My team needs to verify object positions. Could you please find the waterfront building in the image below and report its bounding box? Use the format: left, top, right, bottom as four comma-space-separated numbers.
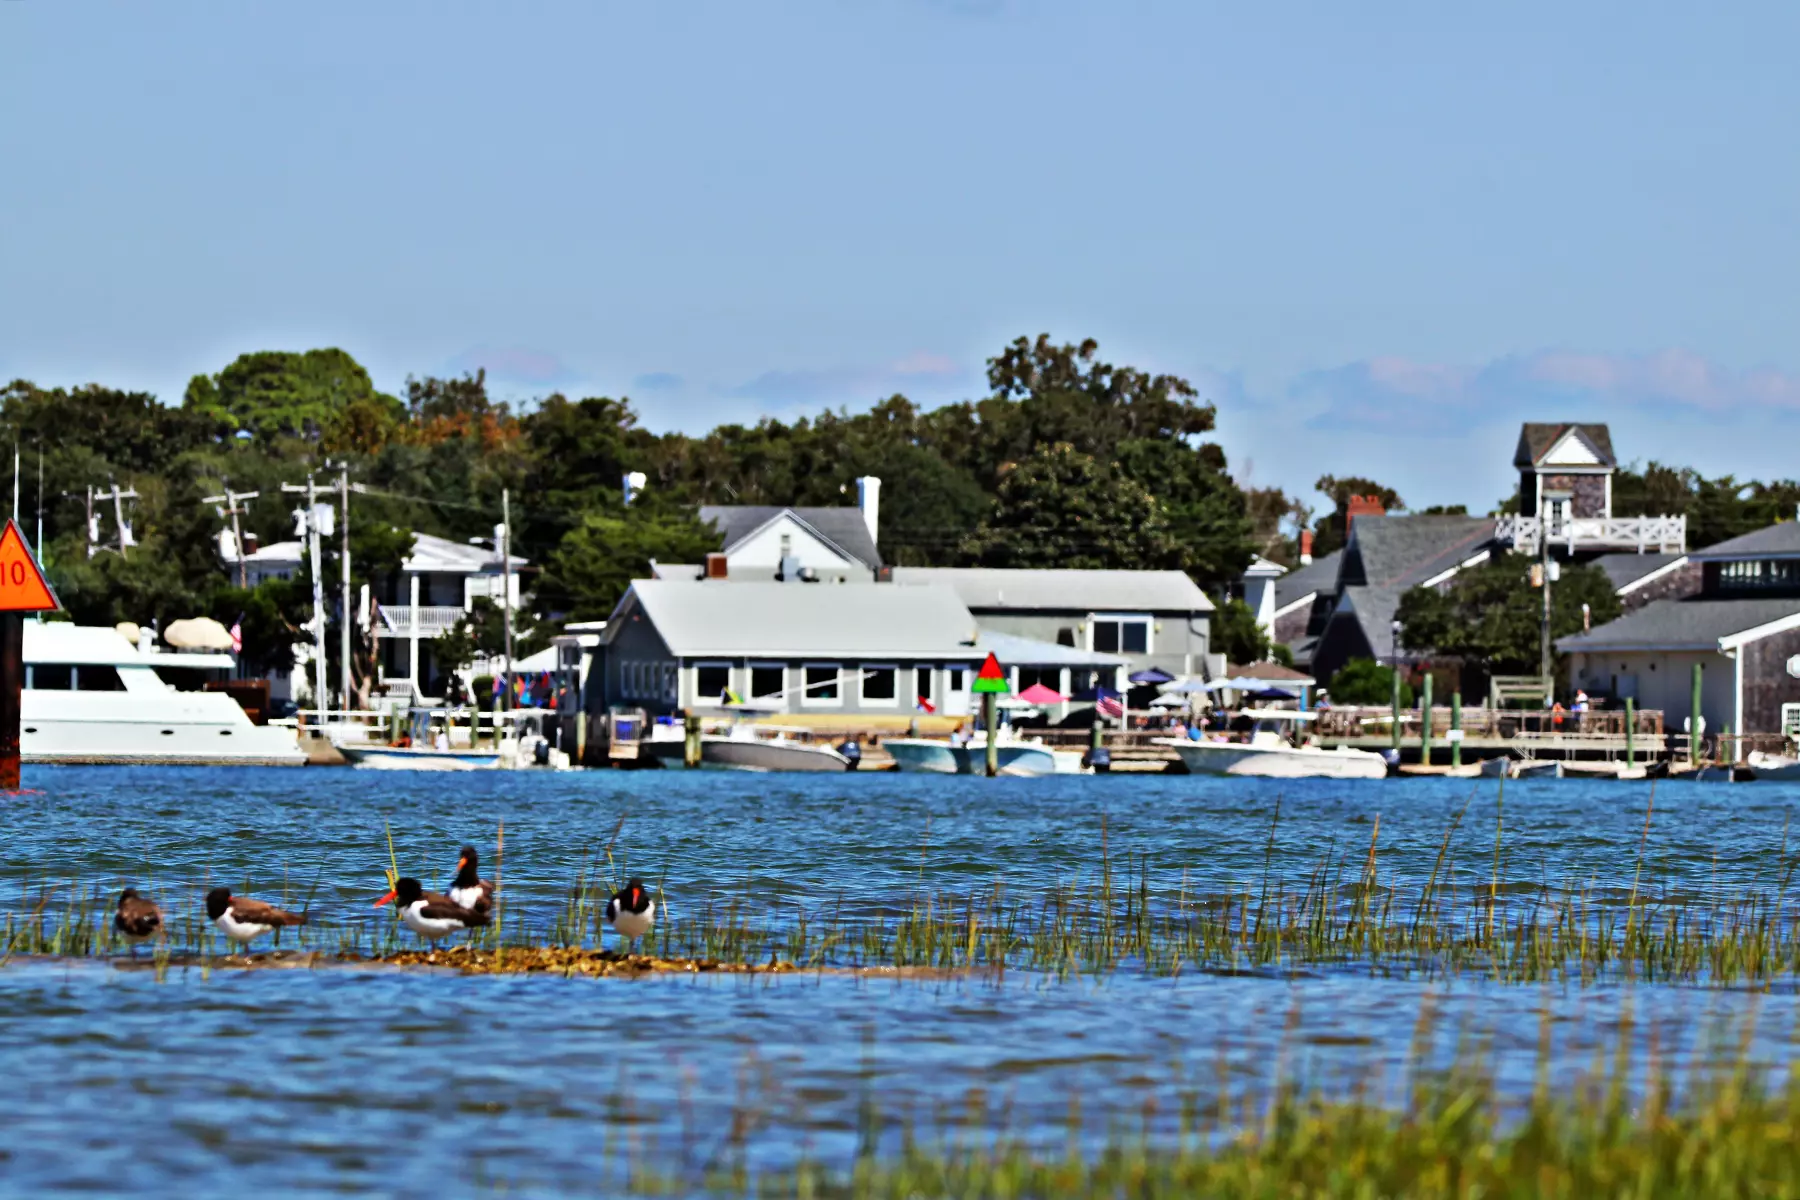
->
1559, 520, 1800, 736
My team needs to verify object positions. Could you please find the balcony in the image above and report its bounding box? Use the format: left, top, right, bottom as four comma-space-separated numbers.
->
377, 604, 467, 638
1496, 515, 1686, 555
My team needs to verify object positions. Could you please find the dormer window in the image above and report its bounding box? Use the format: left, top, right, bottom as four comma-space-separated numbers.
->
1716, 560, 1800, 593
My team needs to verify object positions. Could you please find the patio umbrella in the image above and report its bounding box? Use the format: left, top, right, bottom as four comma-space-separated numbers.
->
1017, 682, 1068, 706
1160, 678, 1214, 695
1128, 667, 1175, 686
1148, 693, 1188, 707
1244, 686, 1298, 701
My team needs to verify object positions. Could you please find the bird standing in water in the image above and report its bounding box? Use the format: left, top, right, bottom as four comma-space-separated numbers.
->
446, 845, 495, 914
206, 887, 308, 952
113, 888, 163, 957
375, 876, 489, 943
604, 878, 656, 950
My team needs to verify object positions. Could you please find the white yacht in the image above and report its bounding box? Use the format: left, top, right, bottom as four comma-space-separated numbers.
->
1157, 710, 1388, 780
22, 622, 305, 766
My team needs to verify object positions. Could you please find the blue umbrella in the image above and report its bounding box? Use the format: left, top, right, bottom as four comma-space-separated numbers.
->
1129, 667, 1175, 685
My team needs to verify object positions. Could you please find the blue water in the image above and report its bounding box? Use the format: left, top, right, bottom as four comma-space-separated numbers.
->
5, 767, 1799, 1196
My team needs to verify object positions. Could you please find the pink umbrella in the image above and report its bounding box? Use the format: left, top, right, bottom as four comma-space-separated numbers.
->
1017, 682, 1068, 706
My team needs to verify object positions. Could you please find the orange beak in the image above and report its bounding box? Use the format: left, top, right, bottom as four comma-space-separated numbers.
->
457, 855, 469, 873
373, 889, 396, 907
630, 887, 641, 906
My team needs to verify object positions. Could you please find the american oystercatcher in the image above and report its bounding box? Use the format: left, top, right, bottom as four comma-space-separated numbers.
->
205, 887, 307, 949
375, 876, 489, 942
604, 878, 656, 946
113, 888, 163, 956
446, 845, 495, 914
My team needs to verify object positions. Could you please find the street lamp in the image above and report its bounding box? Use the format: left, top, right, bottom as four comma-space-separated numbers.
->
1390, 618, 1402, 666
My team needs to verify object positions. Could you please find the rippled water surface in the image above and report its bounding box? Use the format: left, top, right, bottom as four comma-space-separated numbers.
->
6, 766, 1800, 1195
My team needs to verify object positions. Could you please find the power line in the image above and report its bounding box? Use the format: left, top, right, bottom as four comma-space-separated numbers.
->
202, 482, 261, 589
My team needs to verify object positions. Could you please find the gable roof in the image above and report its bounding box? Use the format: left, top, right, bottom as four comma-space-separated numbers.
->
698, 505, 882, 569
1342, 515, 1498, 592
405, 531, 523, 573
1689, 522, 1800, 562
888, 567, 1214, 613
1591, 552, 1688, 593
1273, 550, 1343, 613
605, 580, 977, 658
1557, 596, 1800, 653
1514, 423, 1616, 469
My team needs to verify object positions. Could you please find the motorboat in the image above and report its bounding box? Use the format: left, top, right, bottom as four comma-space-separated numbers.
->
334, 708, 567, 770
21, 621, 305, 766
1746, 751, 1800, 781
1156, 710, 1387, 779
644, 722, 856, 772
883, 729, 1084, 776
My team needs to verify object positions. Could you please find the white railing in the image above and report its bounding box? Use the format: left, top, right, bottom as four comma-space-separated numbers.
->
376, 604, 467, 636
1496, 515, 1686, 555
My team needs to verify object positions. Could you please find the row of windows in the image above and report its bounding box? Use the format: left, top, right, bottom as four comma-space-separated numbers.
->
1717, 560, 1800, 591
27, 664, 125, 691
619, 660, 678, 702
692, 663, 972, 707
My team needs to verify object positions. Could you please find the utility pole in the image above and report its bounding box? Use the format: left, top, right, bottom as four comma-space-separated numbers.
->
501, 488, 514, 710
92, 482, 139, 557
202, 483, 261, 589
62, 487, 96, 558
281, 476, 330, 722
338, 463, 352, 714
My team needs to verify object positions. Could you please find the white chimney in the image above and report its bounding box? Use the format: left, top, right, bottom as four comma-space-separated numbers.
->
623, 471, 647, 506
856, 476, 881, 545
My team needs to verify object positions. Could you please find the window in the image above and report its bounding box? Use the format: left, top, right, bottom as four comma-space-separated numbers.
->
803, 664, 840, 705
1091, 616, 1151, 655
1017, 667, 1060, 693
1719, 560, 1800, 592
948, 667, 966, 691
860, 664, 897, 705
695, 663, 731, 703
78, 666, 125, 692
750, 664, 786, 701
29, 664, 71, 690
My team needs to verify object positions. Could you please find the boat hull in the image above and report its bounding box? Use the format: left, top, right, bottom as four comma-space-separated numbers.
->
22, 705, 306, 766
883, 739, 1061, 776
698, 737, 851, 772
337, 745, 503, 771
882, 739, 962, 774
1167, 740, 1387, 780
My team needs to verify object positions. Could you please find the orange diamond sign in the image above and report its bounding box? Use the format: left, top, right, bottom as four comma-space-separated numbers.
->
0, 520, 58, 612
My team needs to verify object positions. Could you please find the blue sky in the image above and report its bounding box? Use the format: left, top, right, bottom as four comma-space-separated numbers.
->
3, 1, 1797, 513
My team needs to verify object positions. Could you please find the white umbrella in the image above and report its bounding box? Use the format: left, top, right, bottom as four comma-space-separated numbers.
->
163, 616, 235, 652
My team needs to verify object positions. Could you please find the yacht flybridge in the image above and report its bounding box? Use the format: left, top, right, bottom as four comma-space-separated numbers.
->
21, 622, 305, 765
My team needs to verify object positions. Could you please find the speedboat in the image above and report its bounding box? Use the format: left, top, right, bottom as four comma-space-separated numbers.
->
1747, 751, 1800, 781
22, 621, 304, 766
1156, 710, 1387, 779
644, 722, 856, 772
884, 729, 1083, 776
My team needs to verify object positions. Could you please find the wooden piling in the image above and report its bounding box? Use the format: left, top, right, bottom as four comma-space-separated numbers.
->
1449, 690, 1462, 770
1420, 673, 1433, 766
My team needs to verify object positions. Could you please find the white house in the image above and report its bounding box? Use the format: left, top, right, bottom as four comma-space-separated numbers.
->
653, 477, 884, 583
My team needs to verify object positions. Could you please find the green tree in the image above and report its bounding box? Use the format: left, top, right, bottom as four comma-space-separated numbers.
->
1211, 597, 1271, 666
1328, 659, 1413, 706
538, 508, 721, 621
1396, 556, 1621, 679
183, 349, 388, 443
962, 443, 1182, 570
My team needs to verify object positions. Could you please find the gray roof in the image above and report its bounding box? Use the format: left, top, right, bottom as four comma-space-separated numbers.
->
698, 505, 882, 568
976, 630, 1126, 668
1591, 552, 1687, 592
1514, 423, 1616, 468
1343, 515, 1499, 591
1689, 522, 1800, 562
1274, 550, 1343, 611
889, 567, 1214, 613
608, 580, 979, 659
1557, 597, 1800, 653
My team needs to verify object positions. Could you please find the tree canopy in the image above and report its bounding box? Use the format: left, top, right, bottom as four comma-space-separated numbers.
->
1396, 556, 1621, 679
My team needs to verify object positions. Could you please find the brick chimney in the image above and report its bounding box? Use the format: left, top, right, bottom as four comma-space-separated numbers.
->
1345, 494, 1386, 533
1298, 530, 1314, 565
704, 553, 728, 580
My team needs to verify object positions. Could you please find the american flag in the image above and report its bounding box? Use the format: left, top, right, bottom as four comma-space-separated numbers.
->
1096, 693, 1124, 719
229, 613, 243, 655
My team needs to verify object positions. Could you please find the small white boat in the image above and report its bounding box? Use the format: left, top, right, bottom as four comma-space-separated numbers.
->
1512, 759, 1565, 779
336, 744, 504, 771
883, 732, 1080, 776
645, 723, 855, 772
1747, 751, 1800, 781
1159, 710, 1387, 780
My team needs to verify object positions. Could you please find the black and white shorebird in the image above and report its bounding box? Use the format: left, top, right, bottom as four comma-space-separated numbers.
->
604, 878, 656, 947
375, 876, 489, 943
205, 887, 308, 949
113, 888, 163, 956
446, 845, 495, 914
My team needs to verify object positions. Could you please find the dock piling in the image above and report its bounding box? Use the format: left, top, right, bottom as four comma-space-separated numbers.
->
984, 693, 999, 777
1450, 690, 1462, 769
1690, 663, 1703, 767
1624, 697, 1635, 768
1390, 665, 1402, 752
683, 711, 701, 768
1420, 673, 1433, 766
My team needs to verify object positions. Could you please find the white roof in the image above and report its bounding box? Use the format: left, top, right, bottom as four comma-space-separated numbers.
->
404, 531, 525, 573
607, 580, 981, 659
889, 568, 1214, 613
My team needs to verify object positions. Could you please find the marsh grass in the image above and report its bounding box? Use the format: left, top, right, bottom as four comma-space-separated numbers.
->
14, 791, 1800, 986
580, 1000, 1800, 1199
